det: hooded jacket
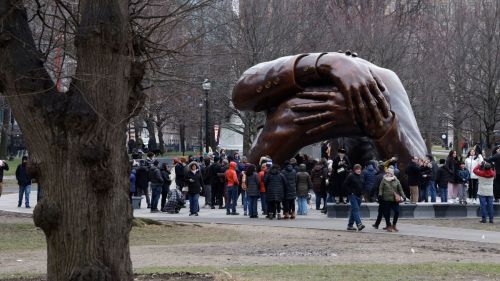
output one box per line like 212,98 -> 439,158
362,164 -> 377,192
225,162 -> 239,187
149,165 -> 164,186
282,164 -> 297,200
310,163 -> 325,193
473,164 -> 495,196
295,164 -> 312,197
245,171 -> 260,197
378,175 -> 405,202
185,162 -> 204,194
264,165 -> 287,201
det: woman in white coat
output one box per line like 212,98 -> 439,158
465,150 -> 483,204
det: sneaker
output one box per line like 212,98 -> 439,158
347,226 -> 357,231
17,204 -> 21,208
489,220 -> 494,224
231,212 -> 239,215
357,224 -> 365,231
226,211 -> 230,215
189,213 -> 194,216
372,224 -> 379,229
194,213 -> 199,216
244,212 -> 248,216
151,209 -> 159,213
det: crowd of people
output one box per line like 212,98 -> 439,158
129,144 -> 499,231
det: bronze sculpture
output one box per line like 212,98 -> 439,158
232,52 -> 427,174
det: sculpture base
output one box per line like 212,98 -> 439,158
326,202 -> 500,219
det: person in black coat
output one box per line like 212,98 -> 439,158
209,157 -> 224,209
435,159 -> 449,202
149,160 -> 164,213
487,146 -> 500,202
343,164 -> 365,231
406,156 -> 421,203
185,162 -> 204,216
331,148 -> 351,204
264,165 -> 288,220
281,161 -> 297,219
16,156 -> 32,208
135,160 -> 151,208
445,150 -> 461,203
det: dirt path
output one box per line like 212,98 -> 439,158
1,215 -> 500,276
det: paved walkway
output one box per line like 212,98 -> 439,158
2,192 -> 499,244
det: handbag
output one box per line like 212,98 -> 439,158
394,191 -> 402,203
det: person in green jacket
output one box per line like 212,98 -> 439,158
378,166 -> 406,232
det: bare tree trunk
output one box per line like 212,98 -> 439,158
179,123 -> 186,156
0,106 -> 10,159
156,121 -> 165,154
0,1 -> 138,280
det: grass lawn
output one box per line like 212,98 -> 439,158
137,263 -> 500,281
0,221 -> 244,252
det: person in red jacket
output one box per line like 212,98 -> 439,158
225,161 -> 240,215
259,164 -> 268,216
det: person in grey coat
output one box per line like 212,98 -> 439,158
244,164 -> 261,218
282,161 -> 297,219
295,164 -> 312,215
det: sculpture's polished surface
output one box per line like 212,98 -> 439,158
232,52 -> 427,172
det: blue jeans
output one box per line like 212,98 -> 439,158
226,186 -> 238,213
428,181 -> 437,202
348,194 -> 362,226
297,196 -> 308,215
189,193 -> 200,214
440,186 -> 448,202
18,185 -> 31,207
241,190 -> 248,213
479,195 -> 494,222
248,196 -> 259,217
260,192 -> 268,214
151,184 -> 162,210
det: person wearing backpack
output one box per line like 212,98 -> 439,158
264,164 -> 288,220
244,164 -> 260,218
135,159 -> 151,209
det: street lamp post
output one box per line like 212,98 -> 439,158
198,103 -> 203,157
202,79 -> 211,154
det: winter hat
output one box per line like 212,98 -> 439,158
387,166 -> 395,176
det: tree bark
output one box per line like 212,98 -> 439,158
0,106 -> 11,159
0,1 -> 140,280
156,120 -> 165,154
179,123 -> 186,155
